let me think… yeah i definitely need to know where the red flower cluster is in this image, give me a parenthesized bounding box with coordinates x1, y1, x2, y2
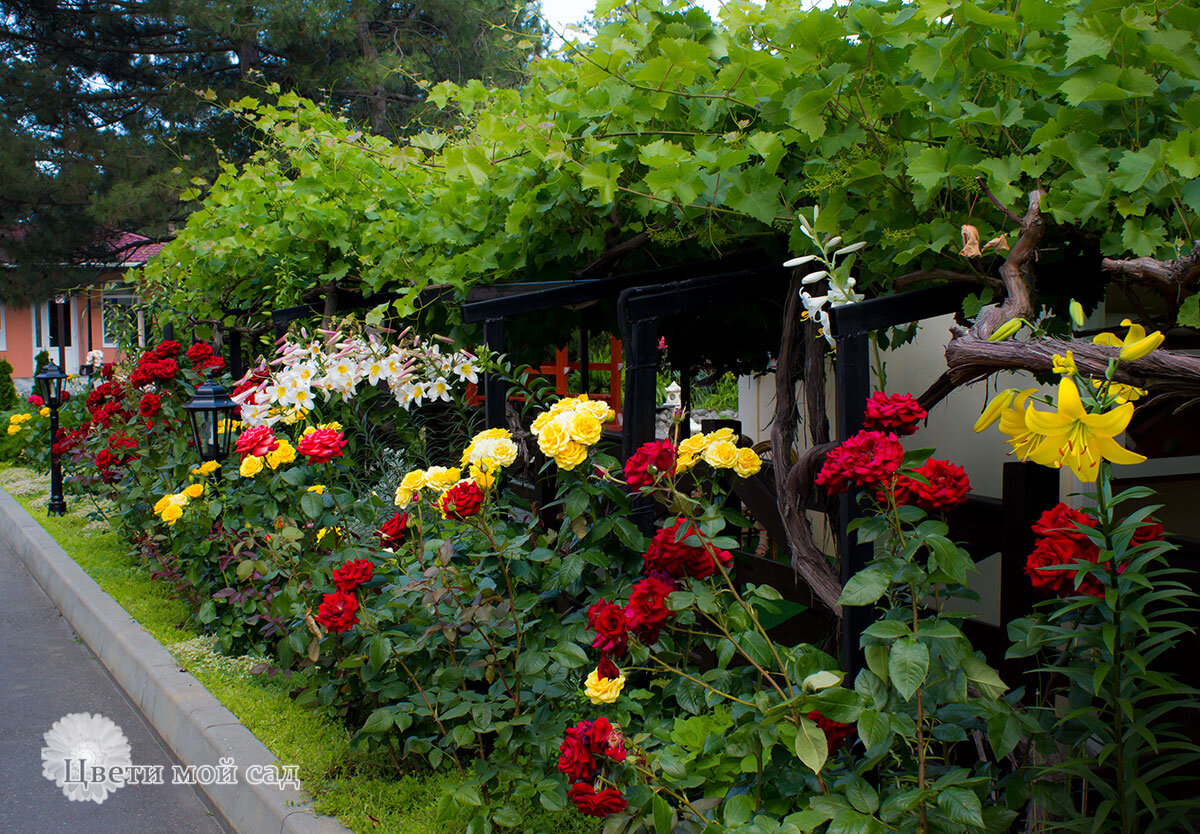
(1025, 503, 1164, 598)
(643, 518, 732, 579)
(623, 439, 676, 490)
(235, 425, 279, 457)
(807, 710, 855, 753)
(332, 559, 374, 592)
(558, 717, 626, 779)
(568, 783, 627, 817)
(94, 433, 137, 482)
(377, 512, 409, 547)
(586, 600, 628, 656)
(315, 590, 359, 633)
(863, 392, 927, 436)
(53, 427, 86, 458)
(438, 480, 483, 519)
(625, 575, 675, 643)
(138, 392, 162, 419)
(129, 341, 180, 387)
(297, 428, 347, 464)
(816, 430, 903, 496)
(27, 394, 43, 407)
(86, 381, 130, 429)
(892, 459, 971, 510)
(185, 342, 225, 374)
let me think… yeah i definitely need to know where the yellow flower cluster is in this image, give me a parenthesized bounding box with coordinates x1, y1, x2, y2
(584, 667, 626, 705)
(1093, 318, 1164, 361)
(307, 484, 326, 494)
(301, 421, 343, 436)
(190, 460, 221, 477)
(7, 413, 32, 435)
(39, 407, 50, 418)
(460, 428, 518, 488)
(153, 489, 198, 526)
(266, 438, 296, 469)
(531, 395, 614, 470)
(976, 380, 1145, 482)
(240, 455, 265, 477)
(676, 428, 762, 478)
(394, 465, 462, 506)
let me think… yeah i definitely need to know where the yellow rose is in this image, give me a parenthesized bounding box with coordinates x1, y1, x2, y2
(530, 410, 553, 433)
(555, 441, 588, 470)
(183, 483, 204, 499)
(266, 439, 296, 469)
(579, 398, 615, 423)
(471, 459, 497, 489)
(6, 425, 19, 435)
(8, 414, 19, 424)
(39, 407, 50, 418)
(394, 487, 414, 506)
(240, 455, 264, 477)
(160, 504, 183, 525)
(568, 411, 603, 445)
(422, 466, 462, 491)
(282, 408, 308, 425)
(536, 418, 571, 457)
(318, 421, 343, 431)
(308, 484, 326, 494)
(733, 447, 762, 478)
(584, 668, 626, 705)
(400, 469, 427, 492)
(706, 428, 736, 445)
(702, 439, 740, 469)
(153, 494, 173, 515)
(197, 460, 221, 476)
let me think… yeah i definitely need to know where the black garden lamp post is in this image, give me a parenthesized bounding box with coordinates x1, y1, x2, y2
(36, 360, 68, 516)
(183, 381, 239, 463)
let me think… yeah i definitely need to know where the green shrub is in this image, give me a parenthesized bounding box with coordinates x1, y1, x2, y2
(0, 360, 17, 409)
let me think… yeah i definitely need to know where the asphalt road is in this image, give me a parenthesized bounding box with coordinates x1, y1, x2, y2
(0, 536, 228, 833)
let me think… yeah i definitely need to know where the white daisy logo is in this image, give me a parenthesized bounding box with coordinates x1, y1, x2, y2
(41, 713, 132, 804)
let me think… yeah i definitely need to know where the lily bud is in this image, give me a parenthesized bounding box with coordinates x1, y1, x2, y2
(1119, 330, 1164, 361)
(987, 318, 1023, 342)
(973, 389, 1016, 432)
(1069, 300, 1085, 328)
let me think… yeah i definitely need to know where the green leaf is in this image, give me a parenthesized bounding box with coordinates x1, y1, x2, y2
(579, 161, 620, 204)
(653, 795, 674, 834)
(961, 655, 1007, 699)
(549, 642, 590, 669)
(937, 787, 983, 828)
(838, 569, 889, 607)
(724, 794, 755, 826)
(361, 708, 394, 733)
(857, 710, 892, 750)
(887, 638, 929, 701)
(794, 715, 829, 774)
(300, 491, 323, 520)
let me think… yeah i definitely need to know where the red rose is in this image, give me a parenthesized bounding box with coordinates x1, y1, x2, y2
(332, 559, 374, 592)
(186, 342, 213, 363)
(235, 425, 280, 457)
(1032, 503, 1096, 543)
(623, 439, 677, 490)
(145, 340, 180, 359)
(807, 710, 855, 752)
(378, 512, 409, 547)
(297, 428, 347, 464)
(557, 730, 598, 781)
(315, 591, 359, 633)
(625, 575, 675, 644)
(893, 459, 971, 510)
(438, 479, 483, 519)
(1025, 537, 1079, 593)
(27, 394, 43, 407)
(597, 657, 621, 680)
(139, 392, 162, 418)
(568, 783, 627, 817)
(642, 518, 732, 579)
(1132, 519, 1165, 545)
(863, 392, 927, 436)
(587, 600, 629, 656)
(100, 363, 115, 380)
(816, 430, 904, 495)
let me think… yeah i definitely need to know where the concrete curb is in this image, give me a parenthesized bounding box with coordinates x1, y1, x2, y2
(0, 487, 351, 834)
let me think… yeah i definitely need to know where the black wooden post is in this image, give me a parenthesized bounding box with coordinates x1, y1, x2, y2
(835, 330, 873, 675)
(228, 329, 243, 381)
(483, 317, 507, 430)
(580, 327, 590, 394)
(623, 316, 659, 533)
(55, 295, 67, 369)
(999, 461, 1059, 685)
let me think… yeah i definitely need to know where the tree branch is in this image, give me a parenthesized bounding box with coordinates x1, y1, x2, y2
(972, 189, 1046, 339)
(1101, 242, 1200, 291)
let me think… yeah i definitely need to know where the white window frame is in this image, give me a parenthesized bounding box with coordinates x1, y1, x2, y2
(101, 286, 137, 349)
(0, 303, 7, 351)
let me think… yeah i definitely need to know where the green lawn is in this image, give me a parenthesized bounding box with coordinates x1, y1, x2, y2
(0, 466, 592, 834)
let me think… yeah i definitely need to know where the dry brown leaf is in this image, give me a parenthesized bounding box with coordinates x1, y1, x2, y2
(982, 232, 1011, 252)
(960, 224, 982, 258)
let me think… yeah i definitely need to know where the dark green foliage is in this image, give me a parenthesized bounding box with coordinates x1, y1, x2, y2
(0, 0, 547, 302)
(0, 359, 17, 409)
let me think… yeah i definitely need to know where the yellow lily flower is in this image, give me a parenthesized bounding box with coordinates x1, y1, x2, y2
(997, 389, 1046, 459)
(1024, 379, 1145, 482)
(1092, 379, 1145, 405)
(1092, 319, 1164, 361)
(1051, 352, 1077, 376)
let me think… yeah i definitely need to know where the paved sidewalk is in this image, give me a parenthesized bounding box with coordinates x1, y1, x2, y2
(0, 536, 227, 833)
